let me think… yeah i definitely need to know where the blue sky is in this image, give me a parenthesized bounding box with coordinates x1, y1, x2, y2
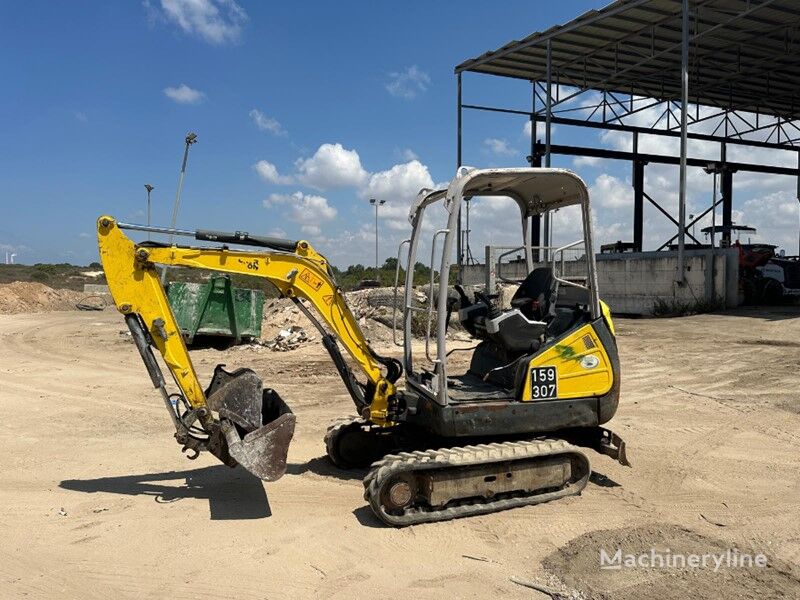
(1, 0, 798, 266)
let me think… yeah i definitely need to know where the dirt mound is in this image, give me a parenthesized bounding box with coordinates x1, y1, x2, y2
(261, 291, 400, 347)
(260, 287, 434, 347)
(0, 282, 85, 314)
(543, 524, 800, 600)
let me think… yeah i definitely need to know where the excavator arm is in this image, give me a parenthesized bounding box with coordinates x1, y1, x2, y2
(97, 216, 399, 480)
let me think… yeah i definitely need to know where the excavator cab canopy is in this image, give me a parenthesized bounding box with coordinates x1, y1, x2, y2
(400, 167, 600, 405)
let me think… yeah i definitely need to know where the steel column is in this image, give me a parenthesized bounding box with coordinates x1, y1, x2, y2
(633, 163, 645, 252)
(530, 81, 541, 260)
(721, 168, 734, 247)
(456, 73, 463, 283)
(711, 170, 718, 249)
(543, 40, 553, 259)
(677, 0, 689, 283)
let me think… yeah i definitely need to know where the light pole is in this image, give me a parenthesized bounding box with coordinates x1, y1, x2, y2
(144, 184, 154, 240)
(369, 198, 385, 277)
(161, 132, 198, 285)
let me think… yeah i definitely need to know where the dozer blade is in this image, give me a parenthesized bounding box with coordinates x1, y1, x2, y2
(205, 366, 296, 481)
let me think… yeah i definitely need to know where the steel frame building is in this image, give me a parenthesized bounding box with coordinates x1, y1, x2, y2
(455, 0, 800, 281)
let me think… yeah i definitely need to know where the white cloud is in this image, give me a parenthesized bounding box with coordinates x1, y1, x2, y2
(295, 143, 369, 190)
(266, 227, 286, 238)
(78, 232, 92, 239)
(573, 156, 602, 167)
(398, 148, 419, 161)
(163, 83, 206, 104)
(154, 0, 247, 45)
(301, 224, 322, 236)
(385, 65, 430, 100)
(249, 108, 285, 135)
(74, 111, 88, 123)
(360, 160, 435, 232)
(263, 191, 337, 223)
(523, 121, 532, 138)
(589, 174, 632, 209)
(484, 138, 516, 156)
(361, 160, 434, 202)
(253, 160, 293, 185)
(740, 190, 800, 253)
(464, 196, 524, 250)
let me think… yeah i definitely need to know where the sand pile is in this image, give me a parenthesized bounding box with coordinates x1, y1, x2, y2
(0, 282, 85, 314)
(543, 524, 800, 600)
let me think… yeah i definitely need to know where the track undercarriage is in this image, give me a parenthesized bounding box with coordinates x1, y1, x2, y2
(325, 416, 625, 526)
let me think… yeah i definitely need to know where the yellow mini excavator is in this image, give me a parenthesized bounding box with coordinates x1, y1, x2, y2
(97, 167, 628, 526)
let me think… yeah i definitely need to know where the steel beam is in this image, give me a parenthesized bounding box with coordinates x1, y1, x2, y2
(537, 143, 798, 176)
(456, 73, 463, 284)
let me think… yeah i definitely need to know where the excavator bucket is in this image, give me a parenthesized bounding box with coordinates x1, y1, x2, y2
(205, 366, 295, 481)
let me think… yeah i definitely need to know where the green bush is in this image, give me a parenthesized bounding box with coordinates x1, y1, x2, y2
(652, 296, 723, 317)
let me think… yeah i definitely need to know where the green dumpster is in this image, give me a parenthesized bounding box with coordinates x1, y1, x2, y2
(166, 275, 265, 345)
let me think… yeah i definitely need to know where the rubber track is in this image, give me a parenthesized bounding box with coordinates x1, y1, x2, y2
(324, 416, 367, 467)
(363, 439, 590, 526)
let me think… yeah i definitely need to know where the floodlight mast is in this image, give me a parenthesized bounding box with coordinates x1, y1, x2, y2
(161, 132, 198, 285)
(369, 198, 386, 276)
(144, 184, 154, 240)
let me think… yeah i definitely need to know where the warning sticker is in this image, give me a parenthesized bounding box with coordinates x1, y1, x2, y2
(299, 268, 324, 291)
(323, 294, 334, 306)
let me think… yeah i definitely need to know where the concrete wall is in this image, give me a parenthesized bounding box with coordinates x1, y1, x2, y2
(462, 248, 740, 315)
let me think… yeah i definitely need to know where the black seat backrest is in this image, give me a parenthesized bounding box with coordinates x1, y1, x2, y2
(511, 267, 554, 318)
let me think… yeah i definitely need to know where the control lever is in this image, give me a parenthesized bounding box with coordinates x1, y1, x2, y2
(453, 284, 472, 308)
(474, 291, 501, 319)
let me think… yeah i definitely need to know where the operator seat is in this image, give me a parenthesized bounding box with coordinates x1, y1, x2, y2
(461, 268, 555, 388)
(457, 267, 556, 353)
(475, 267, 555, 354)
(510, 267, 554, 321)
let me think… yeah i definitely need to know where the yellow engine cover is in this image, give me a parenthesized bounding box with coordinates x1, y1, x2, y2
(520, 323, 614, 401)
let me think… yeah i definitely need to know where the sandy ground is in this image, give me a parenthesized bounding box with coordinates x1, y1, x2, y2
(1, 308, 799, 599)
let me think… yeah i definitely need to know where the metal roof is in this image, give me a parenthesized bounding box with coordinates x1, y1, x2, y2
(456, 0, 800, 121)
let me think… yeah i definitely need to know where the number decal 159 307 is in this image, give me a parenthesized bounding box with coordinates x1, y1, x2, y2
(530, 366, 558, 400)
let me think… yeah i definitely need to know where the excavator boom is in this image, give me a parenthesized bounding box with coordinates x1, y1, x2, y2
(97, 216, 399, 480)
